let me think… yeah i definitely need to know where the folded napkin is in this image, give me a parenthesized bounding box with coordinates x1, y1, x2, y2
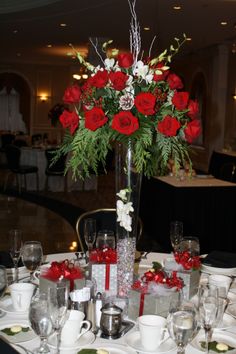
(0, 337, 19, 354)
(0, 252, 23, 268)
(202, 251, 236, 268)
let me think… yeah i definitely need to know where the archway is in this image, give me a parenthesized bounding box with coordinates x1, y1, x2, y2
(0, 72, 30, 133)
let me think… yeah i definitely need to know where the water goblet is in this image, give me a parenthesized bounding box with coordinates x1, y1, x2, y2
(21, 241, 43, 282)
(9, 229, 23, 283)
(96, 229, 115, 249)
(167, 297, 199, 354)
(84, 218, 96, 252)
(29, 292, 53, 353)
(198, 283, 219, 353)
(170, 221, 184, 252)
(47, 283, 69, 354)
(179, 236, 200, 256)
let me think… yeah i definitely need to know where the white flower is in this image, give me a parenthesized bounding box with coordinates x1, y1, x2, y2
(133, 60, 152, 82)
(119, 93, 134, 110)
(116, 198, 134, 232)
(116, 189, 127, 201)
(104, 58, 115, 70)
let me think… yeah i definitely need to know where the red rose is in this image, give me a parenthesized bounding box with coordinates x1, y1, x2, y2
(167, 73, 183, 90)
(117, 52, 134, 68)
(188, 99, 199, 119)
(91, 70, 109, 88)
(134, 92, 156, 116)
(59, 110, 79, 135)
(109, 71, 128, 91)
(153, 62, 169, 82)
(172, 91, 189, 110)
(111, 111, 139, 135)
(63, 84, 81, 104)
(85, 107, 108, 131)
(184, 119, 201, 143)
(157, 115, 181, 137)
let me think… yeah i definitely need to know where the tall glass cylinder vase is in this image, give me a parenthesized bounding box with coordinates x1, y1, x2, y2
(115, 140, 142, 297)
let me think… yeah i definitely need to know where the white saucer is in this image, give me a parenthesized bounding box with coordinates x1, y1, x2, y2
(48, 330, 95, 350)
(124, 331, 176, 354)
(85, 344, 137, 354)
(0, 297, 28, 315)
(201, 264, 236, 276)
(190, 329, 236, 353)
(0, 321, 36, 343)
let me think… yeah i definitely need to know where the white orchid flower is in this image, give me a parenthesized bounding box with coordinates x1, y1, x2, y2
(133, 60, 149, 80)
(104, 58, 115, 70)
(116, 189, 127, 200)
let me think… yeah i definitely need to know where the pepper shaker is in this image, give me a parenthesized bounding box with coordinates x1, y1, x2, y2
(95, 292, 103, 328)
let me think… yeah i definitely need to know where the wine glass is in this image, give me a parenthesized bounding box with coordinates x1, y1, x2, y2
(47, 283, 69, 354)
(167, 297, 199, 354)
(9, 229, 23, 283)
(21, 241, 43, 282)
(29, 292, 53, 353)
(179, 236, 200, 256)
(170, 221, 184, 252)
(198, 283, 219, 353)
(84, 218, 96, 252)
(0, 266, 7, 318)
(96, 230, 115, 249)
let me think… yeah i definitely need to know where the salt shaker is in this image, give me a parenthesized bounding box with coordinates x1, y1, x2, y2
(95, 292, 103, 328)
(87, 298, 97, 333)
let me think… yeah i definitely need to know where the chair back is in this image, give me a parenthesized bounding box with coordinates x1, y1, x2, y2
(219, 162, 236, 182)
(76, 208, 143, 252)
(45, 149, 67, 175)
(5, 144, 21, 170)
(1, 134, 15, 149)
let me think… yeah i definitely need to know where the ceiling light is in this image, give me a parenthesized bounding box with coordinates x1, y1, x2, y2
(221, 21, 227, 26)
(186, 37, 192, 41)
(143, 27, 150, 31)
(66, 52, 73, 56)
(47, 44, 52, 48)
(13, 29, 18, 34)
(60, 23, 67, 27)
(233, 94, 236, 100)
(173, 5, 181, 10)
(82, 74, 88, 79)
(73, 74, 81, 80)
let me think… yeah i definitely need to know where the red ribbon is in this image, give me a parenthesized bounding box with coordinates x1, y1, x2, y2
(105, 264, 110, 290)
(139, 292, 145, 316)
(89, 248, 117, 264)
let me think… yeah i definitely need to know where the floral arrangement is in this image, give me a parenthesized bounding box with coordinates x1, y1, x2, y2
(56, 0, 201, 179)
(48, 103, 69, 127)
(174, 251, 201, 270)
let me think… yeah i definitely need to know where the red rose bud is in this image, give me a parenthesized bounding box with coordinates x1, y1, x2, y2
(184, 119, 201, 143)
(111, 111, 139, 135)
(63, 84, 82, 104)
(59, 111, 79, 135)
(172, 91, 189, 110)
(109, 71, 129, 91)
(91, 70, 109, 88)
(167, 73, 183, 90)
(84, 107, 108, 131)
(134, 92, 156, 116)
(117, 52, 134, 68)
(187, 100, 199, 119)
(157, 115, 181, 137)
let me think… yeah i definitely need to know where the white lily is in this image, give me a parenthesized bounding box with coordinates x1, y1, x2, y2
(104, 58, 115, 70)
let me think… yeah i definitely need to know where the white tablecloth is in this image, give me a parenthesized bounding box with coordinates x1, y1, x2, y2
(2, 252, 236, 354)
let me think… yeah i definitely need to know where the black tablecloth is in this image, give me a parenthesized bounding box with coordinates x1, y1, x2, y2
(139, 177, 236, 254)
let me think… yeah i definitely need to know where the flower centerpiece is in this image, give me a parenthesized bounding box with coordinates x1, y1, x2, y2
(56, 0, 201, 296)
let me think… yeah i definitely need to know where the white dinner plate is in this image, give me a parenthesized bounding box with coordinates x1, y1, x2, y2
(228, 292, 236, 304)
(226, 303, 236, 319)
(201, 264, 236, 276)
(0, 297, 28, 315)
(0, 321, 36, 343)
(124, 331, 176, 354)
(216, 313, 236, 330)
(80, 344, 137, 354)
(190, 329, 236, 353)
(48, 330, 95, 351)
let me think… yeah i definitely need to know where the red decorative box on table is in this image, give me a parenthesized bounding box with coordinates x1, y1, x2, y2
(39, 260, 85, 293)
(89, 248, 117, 296)
(128, 266, 183, 321)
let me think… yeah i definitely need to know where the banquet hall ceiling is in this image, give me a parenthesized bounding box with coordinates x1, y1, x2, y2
(1, 0, 236, 65)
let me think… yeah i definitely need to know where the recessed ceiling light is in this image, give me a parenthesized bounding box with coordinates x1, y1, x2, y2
(173, 5, 181, 10)
(60, 23, 67, 27)
(144, 27, 150, 31)
(221, 21, 227, 26)
(47, 44, 52, 48)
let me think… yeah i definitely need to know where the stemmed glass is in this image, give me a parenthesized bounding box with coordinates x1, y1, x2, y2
(0, 266, 7, 318)
(198, 284, 219, 353)
(29, 292, 53, 353)
(21, 241, 43, 282)
(47, 283, 69, 354)
(84, 218, 96, 252)
(9, 229, 23, 283)
(167, 296, 199, 354)
(170, 221, 184, 252)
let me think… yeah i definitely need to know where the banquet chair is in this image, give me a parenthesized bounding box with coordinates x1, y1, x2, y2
(219, 162, 236, 182)
(75, 208, 143, 252)
(4, 144, 39, 193)
(44, 148, 67, 192)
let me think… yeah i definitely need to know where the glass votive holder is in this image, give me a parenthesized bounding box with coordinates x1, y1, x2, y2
(96, 230, 116, 249)
(178, 236, 200, 256)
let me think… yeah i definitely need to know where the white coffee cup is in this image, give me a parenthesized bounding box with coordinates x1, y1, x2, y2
(209, 274, 232, 297)
(61, 310, 91, 345)
(138, 315, 169, 351)
(9, 283, 35, 312)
